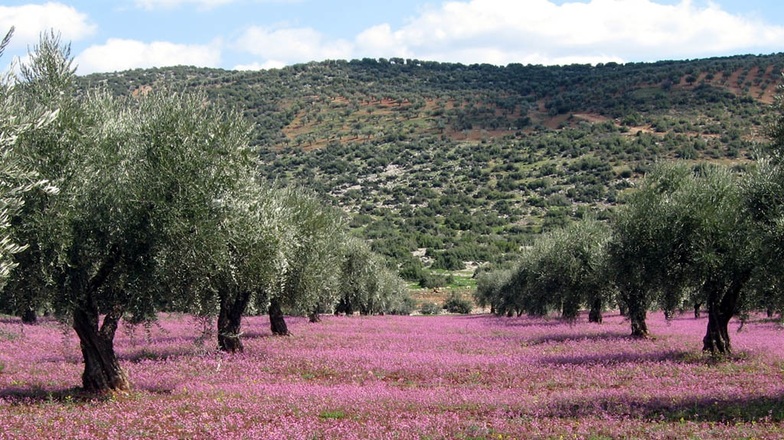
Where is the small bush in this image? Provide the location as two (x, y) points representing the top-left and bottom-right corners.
(388, 295), (416, 316)
(419, 272), (449, 289)
(399, 258), (426, 282)
(444, 292), (473, 314)
(419, 302), (441, 315)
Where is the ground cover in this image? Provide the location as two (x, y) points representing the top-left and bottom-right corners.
(1, 312), (783, 439)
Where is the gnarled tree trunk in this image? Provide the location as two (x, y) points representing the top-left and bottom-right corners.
(588, 298), (603, 323)
(703, 308), (732, 355)
(618, 301), (628, 317)
(72, 306), (130, 393)
(69, 244), (129, 393)
(623, 290), (649, 338)
(702, 273), (748, 356)
(268, 298), (290, 336)
(218, 290), (251, 353)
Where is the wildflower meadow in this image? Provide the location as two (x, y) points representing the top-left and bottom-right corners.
(1, 312), (783, 439)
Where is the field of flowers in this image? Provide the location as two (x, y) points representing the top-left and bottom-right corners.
(1, 311), (783, 439)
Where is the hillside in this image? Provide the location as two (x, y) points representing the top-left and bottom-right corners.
(77, 53), (784, 279)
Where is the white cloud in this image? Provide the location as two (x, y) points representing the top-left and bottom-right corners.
(0, 2), (96, 49)
(134, 0), (235, 10)
(234, 25), (353, 64)
(133, 0), (301, 11)
(75, 39), (221, 74)
(349, 0), (784, 65)
(234, 60), (286, 70)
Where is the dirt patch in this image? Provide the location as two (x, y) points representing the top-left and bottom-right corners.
(572, 113), (610, 124)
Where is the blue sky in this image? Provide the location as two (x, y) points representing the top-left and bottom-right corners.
(1, 0), (783, 74)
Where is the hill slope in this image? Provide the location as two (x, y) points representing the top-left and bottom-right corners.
(78, 53), (784, 276)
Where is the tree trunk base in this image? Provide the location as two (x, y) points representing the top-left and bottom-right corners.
(269, 299), (290, 336)
(630, 315), (649, 338)
(21, 308), (37, 325)
(218, 329), (244, 353)
(218, 291), (251, 353)
(703, 318), (732, 356)
(588, 309), (603, 324)
(73, 308), (131, 393)
(588, 299), (603, 323)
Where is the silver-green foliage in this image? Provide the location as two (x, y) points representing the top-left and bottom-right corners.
(486, 219), (611, 319)
(265, 185), (347, 315)
(10, 31), (255, 321)
(337, 236), (409, 315)
(0, 28), (58, 289)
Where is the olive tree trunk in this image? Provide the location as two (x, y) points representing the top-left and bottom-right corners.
(623, 289), (649, 338)
(72, 306), (130, 393)
(268, 298), (290, 336)
(69, 246), (129, 393)
(218, 290), (251, 353)
(588, 298), (603, 324)
(702, 274), (748, 356)
(21, 308), (37, 324)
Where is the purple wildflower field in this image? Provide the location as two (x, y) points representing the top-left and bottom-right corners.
(1, 312), (783, 439)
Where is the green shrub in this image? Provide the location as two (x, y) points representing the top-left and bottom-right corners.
(444, 292), (473, 314)
(388, 295), (416, 316)
(419, 302), (441, 315)
(399, 258), (426, 282)
(419, 272), (449, 289)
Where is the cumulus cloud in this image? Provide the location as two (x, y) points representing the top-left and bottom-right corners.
(349, 0), (784, 65)
(233, 60), (286, 71)
(134, 0), (300, 11)
(75, 39), (221, 74)
(0, 2), (96, 49)
(134, 0), (235, 10)
(234, 25), (353, 65)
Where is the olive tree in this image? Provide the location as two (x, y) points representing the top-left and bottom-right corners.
(210, 183), (284, 352)
(610, 162), (754, 351)
(0, 28), (58, 301)
(5, 34), (255, 391)
(681, 165), (753, 355)
(743, 157), (784, 317)
(335, 236), (409, 316)
(473, 268), (513, 315)
(608, 163), (695, 337)
(532, 219), (612, 322)
(263, 186), (346, 335)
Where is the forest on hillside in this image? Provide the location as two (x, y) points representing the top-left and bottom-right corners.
(77, 53), (784, 280)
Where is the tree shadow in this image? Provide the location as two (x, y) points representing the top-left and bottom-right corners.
(537, 348), (693, 366)
(0, 386), (114, 405)
(120, 346), (201, 363)
(240, 330), (276, 339)
(526, 331), (632, 346)
(0, 382), (177, 405)
(524, 392), (784, 423)
(492, 318), (574, 329)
